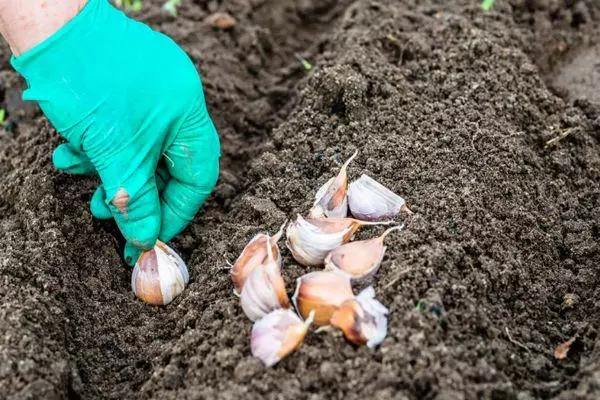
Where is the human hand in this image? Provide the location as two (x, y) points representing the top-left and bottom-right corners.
(10, 0), (220, 265)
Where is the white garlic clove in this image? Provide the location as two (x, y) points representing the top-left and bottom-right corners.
(230, 222), (285, 294)
(309, 150), (358, 218)
(348, 174), (410, 221)
(240, 240), (291, 321)
(251, 309), (314, 367)
(324, 225), (403, 280)
(131, 241), (190, 306)
(292, 271), (354, 326)
(285, 214), (352, 267)
(330, 286), (388, 347)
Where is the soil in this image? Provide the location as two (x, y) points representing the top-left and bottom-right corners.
(1, 0), (600, 399)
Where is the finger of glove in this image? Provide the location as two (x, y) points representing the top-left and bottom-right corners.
(124, 241), (142, 267)
(91, 165), (170, 221)
(158, 99), (220, 242)
(90, 185), (113, 219)
(53, 143), (96, 174)
(108, 177), (161, 253)
(122, 167), (170, 266)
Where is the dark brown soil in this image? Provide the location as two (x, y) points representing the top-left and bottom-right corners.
(1, 0), (600, 399)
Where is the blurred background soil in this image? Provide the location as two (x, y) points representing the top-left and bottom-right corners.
(0, 0), (599, 399)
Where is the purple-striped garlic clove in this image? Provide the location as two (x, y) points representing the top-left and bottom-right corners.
(285, 214), (352, 267)
(304, 216), (394, 242)
(309, 150), (358, 218)
(292, 271), (354, 326)
(230, 222), (285, 294)
(324, 225), (403, 280)
(348, 174), (411, 221)
(240, 240), (291, 321)
(132, 241), (189, 306)
(330, 286), (388, 348)
(251, 309), (314, 367)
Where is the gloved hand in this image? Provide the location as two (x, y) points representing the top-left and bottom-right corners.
(11, 0), (220, 265)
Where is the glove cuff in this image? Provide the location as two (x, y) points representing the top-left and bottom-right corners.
(10, 0), (110, 82)
(9, 0), (123, 136)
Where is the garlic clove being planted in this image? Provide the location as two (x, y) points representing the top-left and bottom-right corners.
(292, 271), (354, 326)
(324, 225), (403, 280)
(310, 150), (358, 218)
(348, 174), (410, 221)
(240, 240), (291, 321)
(330, 286), (388, 348)
(132, 241), (190, 306)
(286, 214), (352, 267)
(251, 309), (314, 367)
(230, 222), (285, 294)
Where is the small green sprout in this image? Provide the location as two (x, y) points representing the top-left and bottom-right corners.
(115, 0), (143, 12)
(294, 54), (313, 71)
(481, 0), (495, 11)
(0, 109), (6, 125)
(163, 0), (182, 17)
(300, 58), (313, 71)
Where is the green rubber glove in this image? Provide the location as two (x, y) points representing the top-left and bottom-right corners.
(11, 0), (220, 265)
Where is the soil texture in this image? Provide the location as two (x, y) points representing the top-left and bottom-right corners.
(1, 0), (600, 399)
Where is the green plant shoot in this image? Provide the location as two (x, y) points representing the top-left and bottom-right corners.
(115, 0), (143, 12)
(300, 58), (313, 71)
(163, 0), (182, 17)
(481, 0), (495, 11)
(0, 109), (5, 125)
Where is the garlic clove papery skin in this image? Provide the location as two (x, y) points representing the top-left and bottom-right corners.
(330, 286), (389, 348)
(286, 215), (352, 267)
(324, 225), (402, 280)
(348, 174), (409, 221)
(230, 222), (285, 294)
(324, 239), (386, 281)
(240, 241), (291, 321)
(292, 271), (354, 326)
(251, 309), (314, 367)
(131, 241), (190, 306)
(309, 150), (358, 218)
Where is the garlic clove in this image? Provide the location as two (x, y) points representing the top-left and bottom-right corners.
(330, 286), (388, 347)
(292, 271), (354, 326)
(348, 174), (410, 221)
(132, 241), (190, 306)
(305, 216), (394, 242)
(285, 214), (353, 267)
(310, 150), (358, 218)
(240, 239), (291, 321)
(230, 222), (285, 294)
(324, 225), (403, 280)
(251, 309), (314, 367)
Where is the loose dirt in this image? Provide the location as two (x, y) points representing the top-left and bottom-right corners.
(1, 0), (599, 399)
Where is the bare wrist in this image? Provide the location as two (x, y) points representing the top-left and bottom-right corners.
(0, 0), (87, 56)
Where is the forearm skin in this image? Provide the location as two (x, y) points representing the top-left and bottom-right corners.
(0, 0), (87, 56)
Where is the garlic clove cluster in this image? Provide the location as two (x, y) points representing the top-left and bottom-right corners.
(292, 271), (354, 326)
(348, 174), (409, 221)
(251, 309), (314, 367)
(233, 151), (409, 365)
(324, 225), (403, 280)
(309, 151), (358, 218)
(240, 239), (291, 321)
(230, 222), (285, 294)
(285, 214), (352, 267)
(132, 241), (189, 306)
(330, 286), (389, 348)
